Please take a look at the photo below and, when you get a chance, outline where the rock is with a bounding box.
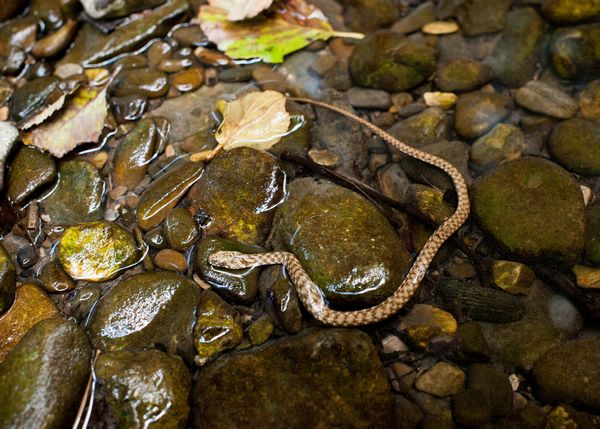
[490,260,535,295]
[7,145,56,205]
[551,24,600,81]
[258,266,303,333]
[410,184,455,226]
[585,201,600,264]
[422,21,460,35]
[58,221,139,282]
[573,264,600,289]
[308,148,340,167]
[0,318,91,429]
[0,123,17,192]
[137,160,203,230]
[454,91,509,139]
[194,236,264,304]
[486,8,544,88]
[187,148,284,245]
[349,31,437,92]
[31,20,78,59]
[346,87,392,110]
[154,249,187,272]
[81,0,166,19]
[90,271,200,362]
[0,17,37,55]
[391,2,435,34]
[545,405,597,429]
[579,80,600,121]
[270,178,411,308]
[397,304,457,349]
[60,0,188,66]
[113,117,169,190]
[194,290,243,364]
[111,68,169,98]
[9,76,61,123]
[95,349,191,428]
[467,363,513,417]
[171,67,205,92]
[111,95,147,123]
[470,124,525,171]
[41,160,106,225]
[388,107,449,148]
[422,92,457,109]
[162,208,198,251]
[455,321,492,362]
[378,163,411,205]
[247,315,274,346]
[393,395,424,429]
[415,362,465,397]
[532,339,600,411]
[0,243,15,315]
[542,0,600,24]
[0,283,58,362]
[0,0,26,21]
[279,51,322,97]
[471,158,585,266]
[40,262,76,293]
[342,0,399,32]
[456,0,512,36]
[452,389,493,427]
[193,329,392,428]
[515,80,578,119]
[548,118,600,176]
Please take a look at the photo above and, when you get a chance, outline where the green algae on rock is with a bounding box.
[470,123,525,171]
[387,107,449,149]
[41,160,106,225]
[7,145,57,205]
[343,0,399,33]
[0,242,15,315]
[472,158,585,266]
[548,118,600,176]
[89,271,200,362]
[96,349,191,429]
[270,178,411,308]
[193,329,392,429]
[435,59,493,93]
[349,31,437,92]
[542,0,600,24]
[58,221,139,282]
[0,318,91,429]
[163,207,199,251]
[455,0,511,36]
[551,24,600,81]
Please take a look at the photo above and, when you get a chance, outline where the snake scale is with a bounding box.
[209,97,470,326]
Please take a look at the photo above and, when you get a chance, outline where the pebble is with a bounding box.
[470,123,525,170]
[247,315,274,346]
[308,148,340,167]
[111,68,169,99]
[491,260,535,295]
[0,122,18,192]
[515,80,578,119]
[397,304,457,349]
[456,0,511,36]
[551,24,600,81]
[423,92,457,109]
[163,207,199,251]
[422,21,460,35]
[346,87,392,110]
[381,334,409,354]
[548,118,600,175]
[578,79,600,121]
[154,249,187,272]
[258,266,302,333]
[415,362,465,397]
[40,261,76,293]
[0,243,15,315]
[454,91,509,138]
[171,67,205,92]
[32,19,78,58]
[391,1,435,34]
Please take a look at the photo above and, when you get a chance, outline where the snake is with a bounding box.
[208,97,470,327]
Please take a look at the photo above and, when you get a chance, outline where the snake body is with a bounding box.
[209,98,470,326]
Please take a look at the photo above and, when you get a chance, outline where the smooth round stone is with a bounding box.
[579,80,600,121]
[270,178,411,308]
[41,160,106,225]
[349,31,437,92]
[490,260,535,295]
[343,0,398,32]
[163,207,199,251]
[137,160,204,231]
[436,59,493,92]
[0,243,15,315]
[387,107,449,149]
[187,147,285,246]
[145,226,167,249]
[0,283,58,363]
[514,80,578,119]
[89,271,200,362]
[40,262,76,293]
[96,349,191,429]
[551,24,600,81]
[470,123,525,170]
[259,266,302,333]
[585,201,600,264]
[31,19,78,58]
[415,362,465,397]
[472,158,585,266]
[172,24,207,47]
[111,68,169,99]
[542,0,600,24]
[7,145,57,205]
[0,318,91,429]
[0,0,27,21]
[111,95,148,123]
[9,76,60,122]
[0,17,38,54]
[247,315,274,346]
[454,91,509,139]
[58,221,139,282]
[548,118,600,175]
[154,248,187,272]
[455,0,511,36]
[171,67,205,92]
[397,304,457,349]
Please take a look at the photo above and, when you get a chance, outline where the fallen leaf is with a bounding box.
[209,0,273,21]
[21,86,108,157]
[197,0,363,63]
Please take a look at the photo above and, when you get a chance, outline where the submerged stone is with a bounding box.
[111,68,169,98]
[515,80,578,119]
[163,207,199,251]
[548,118,600,176]
[270,178,411,308]
[9,76,60,123]
[7,146,56,205]
[435,59,493,93]
[578,79,600,121]
[193,329,392,429]
[388,107,449,149]
[454,91,509,139]
[551,24,600,81]
[470,123,525,170]
[585,201,600,265]
[0,243,15,315]
[455,0,511,36]
[343,0,399,32]
[542,0,600,24]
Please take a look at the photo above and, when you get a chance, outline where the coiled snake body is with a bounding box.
[209,98,470,326]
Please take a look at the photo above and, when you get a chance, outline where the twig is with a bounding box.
[73,349,101,429]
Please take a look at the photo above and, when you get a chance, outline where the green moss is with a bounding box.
[542,0,600,24]
[548,118,600,175]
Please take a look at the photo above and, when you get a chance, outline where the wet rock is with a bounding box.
[0,17,38,54]
[452,389,492,427]
[467,363,513,417]
[81,0,166,19]
[349,31,437,92]
[270,178,411,308]
[0,0,27,22]
[470,123,525,170]
[579,79,600,121]
[163,208,198,251]
[89,271,200,362]
[9,76,61,123]
[545,405,597,429]
[532,339,600,411]
[247,315,274,346]
[31,20,78,58]
[41,160,106,225]
[551,24,600,81]
[0,318,91,428]
[377,163,411,205]
[542,0,600,24]
[154,248,187,272]
[346,87,392,110]
[388,107,449,148]
[113,117,169,191]
[171,67,205,92]
[0,123,16,194]
[188,148,284,245]
[393,395,424,429]
[490,260,535,295]
[455,321,491,362]
[96,349,191,428]
[195,236,263,304]
[111,95,148,123]
[193,329,392,429]
[515,80,578,119]
[397,304,457,349]
[573,264,600,289]
[137,160,203,230]
[456,0,511,36]
[40,262,76,293]
[472,158,585,266]
[548,118,600,176]
[585,201,600,264]
[194,290,243,364]
[454,91,509,139]
[415,362,465,397]
[435,60,493,93]
[17,244,36,269]
[0,243,15,315]
[61,0,188,66]
[343,0,399,32]
[259,266,302,333]
[391,1,435,34]
[7,146,57,205]
[145,226,167,249]
[58,221,139,282]
[486,8,544,88]
[111,68,169,99]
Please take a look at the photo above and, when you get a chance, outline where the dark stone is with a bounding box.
[9,76,61,123]
[548,118,600,176]
[551,23,600,81]
[0,243,15,315]
[7,146,57,205]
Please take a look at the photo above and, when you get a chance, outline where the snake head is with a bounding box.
[208,251,245,268]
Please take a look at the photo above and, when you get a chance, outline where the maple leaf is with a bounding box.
[209,0,273,21]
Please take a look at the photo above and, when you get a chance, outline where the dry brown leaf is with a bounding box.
[208,0,273,21]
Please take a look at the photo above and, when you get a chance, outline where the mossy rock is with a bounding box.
[349,31,437,92]
[270,178,411,308]
[471,157,585,266]
[342,0,399,33]
[193,329,392,429]
[455,0,512,36]
[0,242,15,315]
[163,207,199,251]
[387,107,449,149]
[585,200,600,265]
[435,59,493,93]
[548,118,600,175]
[551,24,600,81]
[542,0,600,24]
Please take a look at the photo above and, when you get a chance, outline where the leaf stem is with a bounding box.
[330,30,364,39]
[189,143,225,162]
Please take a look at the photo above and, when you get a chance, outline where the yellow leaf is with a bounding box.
[208,0,273,21]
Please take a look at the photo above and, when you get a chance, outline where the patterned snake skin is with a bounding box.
[208,98,471,326]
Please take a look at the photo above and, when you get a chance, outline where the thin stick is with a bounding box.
[72,349,101,429]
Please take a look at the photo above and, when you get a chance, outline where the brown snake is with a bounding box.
[209,97,470,326]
